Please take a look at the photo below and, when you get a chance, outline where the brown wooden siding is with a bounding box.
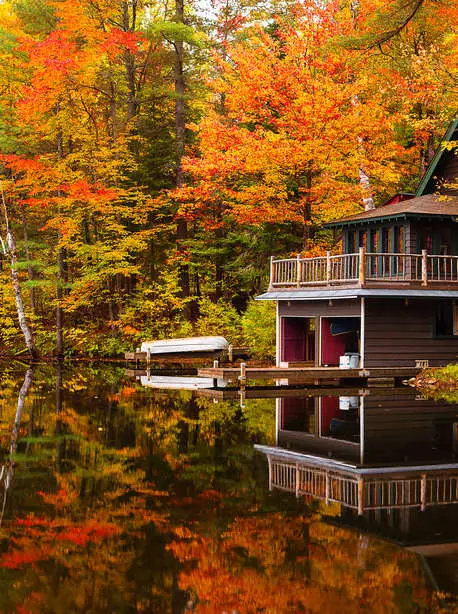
[279,299,360,318]
[364,298,458,367]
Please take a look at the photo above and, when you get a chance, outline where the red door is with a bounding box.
[282,318,308,362]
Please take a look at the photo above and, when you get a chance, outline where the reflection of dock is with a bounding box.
[197,385,416,401]
[197,365,420,386]
[255,446,458,515]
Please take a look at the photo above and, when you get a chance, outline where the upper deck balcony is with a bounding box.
[269,248,458,290]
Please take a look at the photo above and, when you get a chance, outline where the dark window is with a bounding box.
[381,228,389,253]
[347,231,356,254]
[421,228,433,253]
[370,229,378,252]
[359,231,367,249]
[393,225,405,253]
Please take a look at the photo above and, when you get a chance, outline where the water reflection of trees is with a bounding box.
[0,363,452,612]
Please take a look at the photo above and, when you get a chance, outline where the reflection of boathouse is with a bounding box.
[257,119,458,368]
[260,450,458,516]
[256,391,458,518]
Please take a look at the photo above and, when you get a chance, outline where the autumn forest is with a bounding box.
[0,0,456,358]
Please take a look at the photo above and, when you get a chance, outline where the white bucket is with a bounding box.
[339,396,359,410]
[346,352,360,368]
[339,355,351,369]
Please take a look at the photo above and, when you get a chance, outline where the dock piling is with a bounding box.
[238,362,247,390]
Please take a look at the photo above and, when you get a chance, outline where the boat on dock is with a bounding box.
[124,335,251,363]
[140,335,228,355]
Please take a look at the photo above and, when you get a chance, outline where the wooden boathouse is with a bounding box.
[257,119,458,368]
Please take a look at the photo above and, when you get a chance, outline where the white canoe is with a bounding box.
[139,375,226,390]
[140,336,228,355]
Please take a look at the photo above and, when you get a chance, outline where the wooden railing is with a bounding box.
[269,457,458,515]
[270,249,458,288]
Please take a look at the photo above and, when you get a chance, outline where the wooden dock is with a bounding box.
[197,365,420,386]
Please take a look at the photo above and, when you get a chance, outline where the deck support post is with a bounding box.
[296,254,302,287]
[326,251,331,285]
[239,362,246,390]
[268,456,273,491]
[421,473,427,511]
[421,250,428,287]
[359,247,366,285]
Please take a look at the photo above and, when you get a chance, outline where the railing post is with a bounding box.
[326,251,331,285]
[359,247,366,286]
[270,256,275,289]
[421,250,428,287]
[357,477,364,515]
[421,474,427,511]
[296,254,301,287]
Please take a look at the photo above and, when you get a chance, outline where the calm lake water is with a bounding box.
[0,362,457,613]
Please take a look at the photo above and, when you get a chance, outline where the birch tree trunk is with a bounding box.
[5,230,38,360]
[1,188,38,360]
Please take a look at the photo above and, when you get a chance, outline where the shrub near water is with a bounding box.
[241,300,276,361]
[194,298,242,344]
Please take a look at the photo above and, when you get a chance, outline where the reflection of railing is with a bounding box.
[269,249,458,288]
[268,457,458,515]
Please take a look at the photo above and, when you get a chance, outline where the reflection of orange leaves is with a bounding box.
[169,514,432,614]
[197,489,222,503]
[55,522,118,547]
[1,548,44,569]
[37,488,77,507]
[16,592,42,614]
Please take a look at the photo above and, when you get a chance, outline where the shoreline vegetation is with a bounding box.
[414,364,458,402]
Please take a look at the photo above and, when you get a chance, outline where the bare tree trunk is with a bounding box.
[357,139,375,211]
[351,2,375,211]
[303,171,313,250]
[1,190,38,360]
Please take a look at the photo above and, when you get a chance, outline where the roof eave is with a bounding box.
[324,212,457,229]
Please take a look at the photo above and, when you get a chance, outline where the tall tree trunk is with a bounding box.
[175,0,191,316]
[1,190,38,360]
[302,171,313,250]
[122,1,138,121]
[56,123,65,359]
